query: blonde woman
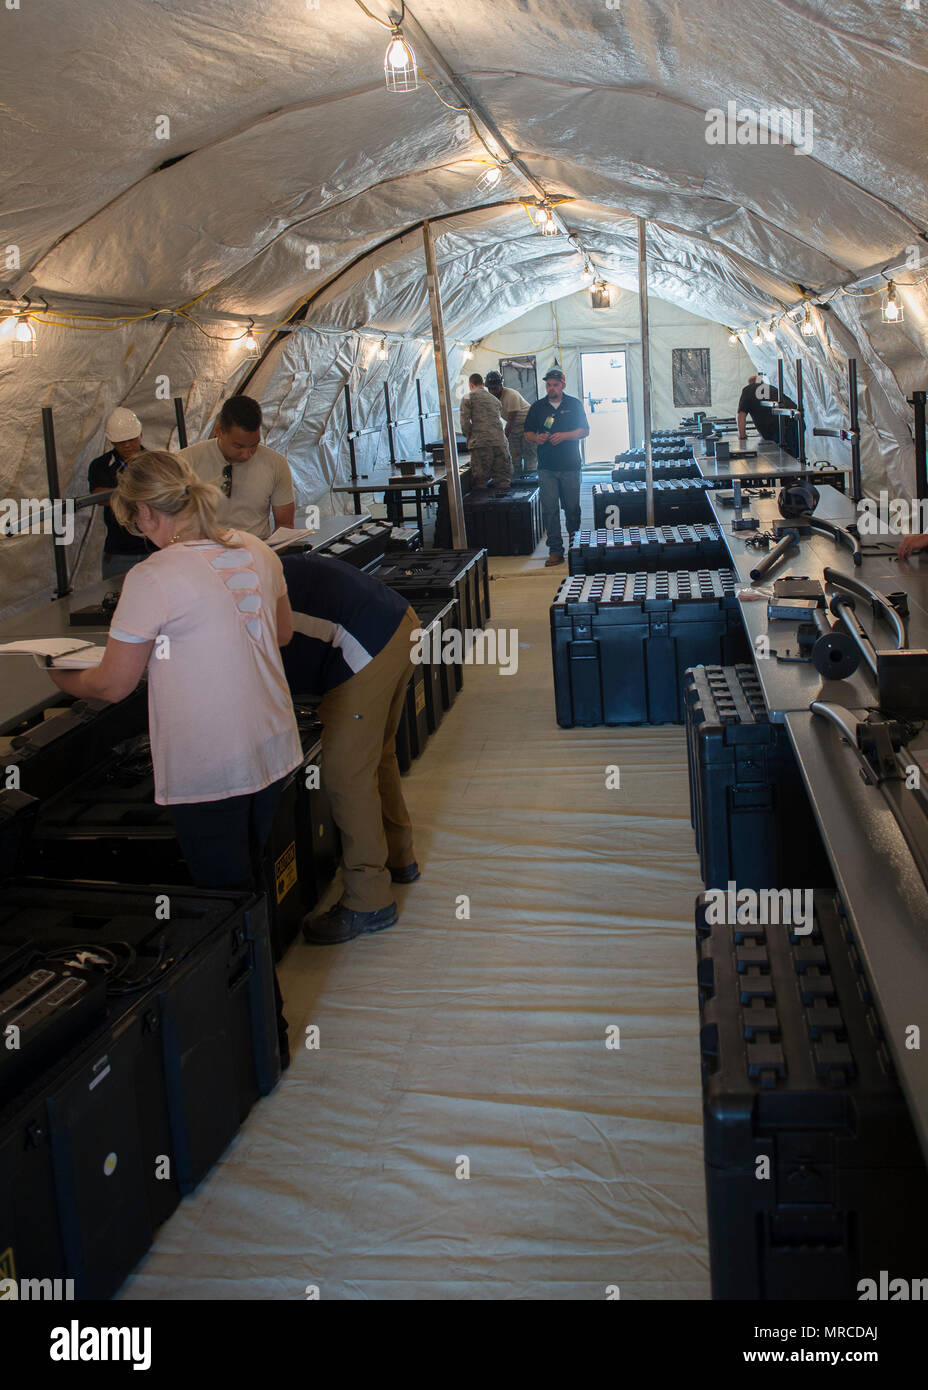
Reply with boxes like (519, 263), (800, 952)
(48, 449), (302, 1061)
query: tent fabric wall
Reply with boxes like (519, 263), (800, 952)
(2, 0), (927, 615)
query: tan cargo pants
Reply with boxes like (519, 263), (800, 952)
(318, 607), (418, 912)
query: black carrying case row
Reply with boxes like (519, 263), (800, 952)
(612, 459), (700, 481)
(697, 889), (928, 1301)
(568, 524), (727, 575)
(593, 479), (717, 528)
(550, 569), (750, 727)
(16, 711), (338, 963)
(684, 664), (831, 891)
(0, 881), (278, 1299)
(371, 548), (490, 632)
(463, 482), (543, 555)
(315, 520), (393, 570)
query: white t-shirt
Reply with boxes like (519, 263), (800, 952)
(499, 387), (530, 423)
(109, 532), (303, 805)
(178, 438), (294, 540)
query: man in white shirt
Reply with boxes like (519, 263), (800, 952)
(178, 394), (295, 540)
(485, 371), (536, 477)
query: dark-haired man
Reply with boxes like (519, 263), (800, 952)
(524, 368), (590, 566)
(178, 394), (295, 539)
(737, 374), (800, 458)
(485, 371), (535, 477)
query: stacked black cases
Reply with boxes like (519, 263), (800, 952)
(684, 665), (831, 891)
(433, 466), (473, 549)
(0, 883), (277, 1298)
(697, 891), (928, 1300)
(569, 525), (727, 575)
(24, 716), (335, 963)
(371, 548), (491, 631)
(406, 596), (460, 733)
(592, 480), (716, 528)
(462, 482), (543, 555)
(550, 570), (749, 727)
(317, 521), (393, 570)
(291, 719), (340, 918)
(394, 659), (430, 776)
(612, 459), (699, 481)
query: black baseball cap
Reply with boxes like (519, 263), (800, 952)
(544, 367), (566, 382)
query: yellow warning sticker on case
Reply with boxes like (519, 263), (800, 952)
(415, 682), (426, 715)
(275, 842), (297, 903)
(0, 1247), (15, 1283)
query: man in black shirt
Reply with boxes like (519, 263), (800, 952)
(88, 408), (153, 578)
(737, 375), (800, 458)
(523, 368), (590, 566)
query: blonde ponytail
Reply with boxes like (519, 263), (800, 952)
(111, 449), (241, 548)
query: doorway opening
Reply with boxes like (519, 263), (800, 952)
(580, 349), (630, 466)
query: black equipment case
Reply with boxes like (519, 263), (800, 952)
(0, 881), (278, 1298)
(463, 481), (543, 555)
(568, 525), (727, 575)
(21, 711), (337, 962)
(697, 889), (928, 1300)
(684, 664), (831, 891)
(551, 570), (749, 727)
(593, 479), (716, 528)
(371, 548), (490, 631)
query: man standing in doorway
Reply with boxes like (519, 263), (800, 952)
(523, 368), (590, 566)
(485, 371), (536, 477)
(459, 374), (511, 491)
(178, 394), (296, 540)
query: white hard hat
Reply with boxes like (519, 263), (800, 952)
(105, 407), (142, 443)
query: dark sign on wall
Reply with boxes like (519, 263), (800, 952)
(499, 356), (539, 403)
(672, 348), (711, 407)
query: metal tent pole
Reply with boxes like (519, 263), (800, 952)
(173, 396), (188, 450)
(637, 218), (655, 527)
(423, 219), (466, 549)
(41, 406), (70, 598)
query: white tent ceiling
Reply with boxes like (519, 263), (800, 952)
(1, 0), (926, 611)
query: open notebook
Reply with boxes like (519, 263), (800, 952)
(0, 638), (107, 669)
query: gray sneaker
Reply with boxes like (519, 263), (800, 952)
(303, 901), (398, 944)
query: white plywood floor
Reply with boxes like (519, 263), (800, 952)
(120, 489), (711, 1301)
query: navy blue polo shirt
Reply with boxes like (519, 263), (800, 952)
(281, 552), (411, 697)
(523, 392), (590, 471)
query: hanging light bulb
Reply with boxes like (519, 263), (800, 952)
(384, 28), (418, 93)
(800, 303), (815, 337)
(728, 329), (739, 344)
(539, 205), (558, 237)
(462, 344), (474, 363)
(377, 338), (389, 361)
(752, 324), (764, 345)
(591, 281), (612, 309)
(882, 281), (903, 323)
(475, 163), (503, 194)
(12, 315), (36, 359)
(244, 322), (259, 357)
(762, 321), (776, 342)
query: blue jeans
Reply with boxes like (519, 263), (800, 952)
(539, 469), (581, 555)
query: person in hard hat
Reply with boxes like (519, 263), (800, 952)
(523, 367), (590, 566)
(485, 371), (536, 477)
(88, 408), (153, 579)
(178, 394), (296, 541)
(459, 374), (511, 491)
